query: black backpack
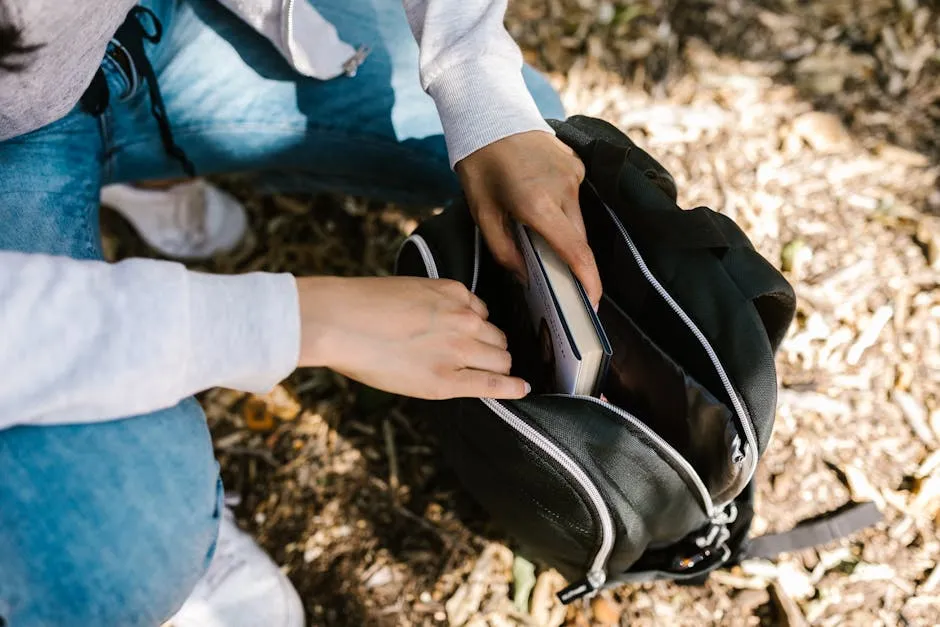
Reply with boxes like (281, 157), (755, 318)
(395, 116), (881, 602)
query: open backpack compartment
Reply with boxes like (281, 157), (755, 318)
(395, 116), (882, 602)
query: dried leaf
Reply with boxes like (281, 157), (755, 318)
(511, 556), (536, 614)
(242, 396), (276, 432)
(590, 595), (622, 625)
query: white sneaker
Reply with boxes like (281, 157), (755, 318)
(166, 510), (305, 627)
(100, 179), (248, 260)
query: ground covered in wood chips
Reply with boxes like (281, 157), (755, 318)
(103, 1), (940, 625)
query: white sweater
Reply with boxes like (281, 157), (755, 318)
(0, 0), (552, 428)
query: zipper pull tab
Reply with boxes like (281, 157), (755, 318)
(556, 569), (606, 604)
(343, 45), (371, 77)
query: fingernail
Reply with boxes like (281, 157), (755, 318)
(523, 381), (532, 395)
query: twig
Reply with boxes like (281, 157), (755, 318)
(369, 476), (461, 550)
(218, 446), (279, 468)
(384, 418), (401, 498)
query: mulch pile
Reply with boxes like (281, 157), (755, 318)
(104, 0), (940, 624)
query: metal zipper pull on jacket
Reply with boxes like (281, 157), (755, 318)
(343, 45), (371, 77)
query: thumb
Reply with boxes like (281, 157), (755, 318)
(479, 211), (527, 284)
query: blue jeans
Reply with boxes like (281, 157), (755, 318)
(0, 1), (563, 625)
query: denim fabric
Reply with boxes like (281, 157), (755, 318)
(0, 0), (564, 624)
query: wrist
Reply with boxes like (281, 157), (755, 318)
(296, 275), (341, 369)
(429, 58), (554, 168)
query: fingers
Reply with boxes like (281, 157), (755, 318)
(534, 210), (603, 309)
(468, 292), (489, 319)
(453, 369), (530, 399)
(476, 320), (508, 349)
(459, 339), (513, 374)
(437, 279), (489, 319)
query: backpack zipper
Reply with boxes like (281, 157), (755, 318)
(471, 226), (481, 293)
(402, 234), (439, 279)
(483, 399), (614, 601)
(587, 181), (759, 497)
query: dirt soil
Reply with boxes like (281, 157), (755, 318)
(103, 0), (940, 625)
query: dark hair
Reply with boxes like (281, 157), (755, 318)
(0, 3), (41, 72)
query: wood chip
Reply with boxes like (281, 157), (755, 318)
(915, 218), (940, 269)
(921, 564), (940, 593)
(846, 306), (894, 365)
(932, 410), (940, 441)
(844, 464), (886, 508)
(711, 570), (770, 590)
(894, 390), (936, 446)
(875, 143), (930, 167)
(791, 111), (853, 153)
(530, 570), (566, 627)
(911, 471), (940, 516)
(776, 561), (815, 600)
(446, 545), (513, 627)
(770, 581), (810, 627)
(917, 450), (940, 478)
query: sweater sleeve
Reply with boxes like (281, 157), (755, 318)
(401, 0), (554, 167)
(218, 0), (553, 169)
(0, 251), (300, 428)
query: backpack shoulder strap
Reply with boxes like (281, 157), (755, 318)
(741, 501), (883, 561)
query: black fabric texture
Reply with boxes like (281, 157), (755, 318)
(508, 395), (711, 576)
(439, 397), (600, 579)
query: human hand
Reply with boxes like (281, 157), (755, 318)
(456, 131), (602, 308)
(295, 276), (530, 400)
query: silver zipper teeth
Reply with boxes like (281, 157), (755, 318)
(590, 182), (759, 491)
(284, 0), (295, 58)
(564, 394), (715, 517)
(470, 227), (481, 293)
(403, 234), (439, 279)
(484, 399), (613, 587)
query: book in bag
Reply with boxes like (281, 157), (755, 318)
(515, 223), (611, 396)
